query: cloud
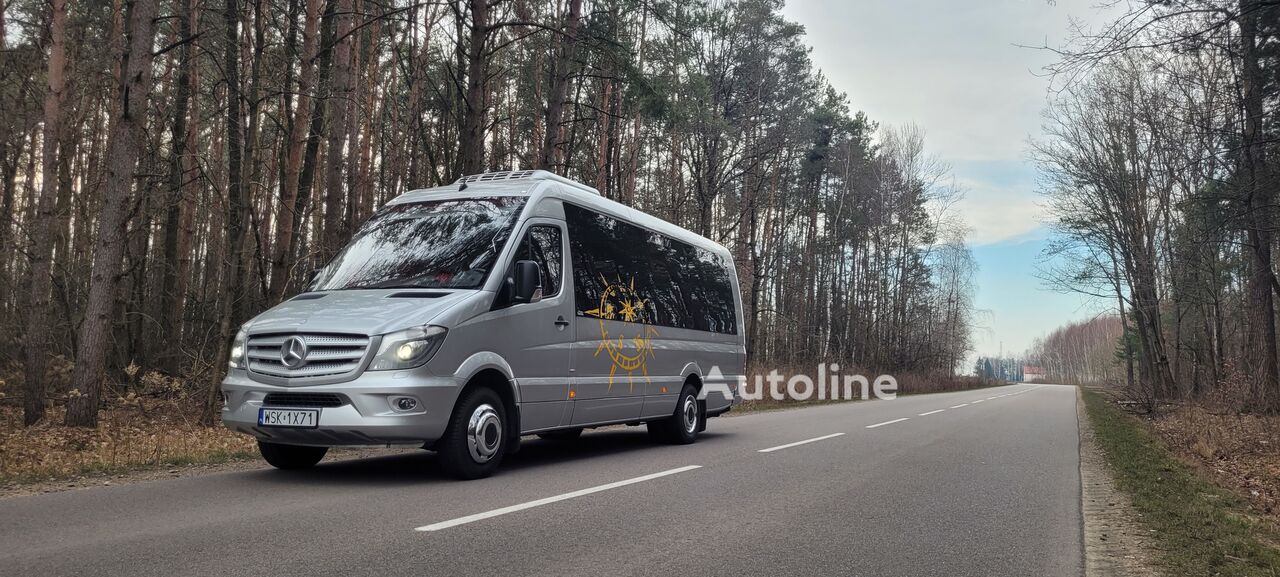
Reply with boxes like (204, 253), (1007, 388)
(946, 159), (1047, 246)
(782, 0), (1114, 163)
(953, 182), (1044, 246)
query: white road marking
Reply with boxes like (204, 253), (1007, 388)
(949, 403), (969, 409)
(414, 465), (703, 532)
(866, 417), (910, 429)
(757, 432), (846, 453)
(918, 409), (945, 416)
(972, 399), (985, 403)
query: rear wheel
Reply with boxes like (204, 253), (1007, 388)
(537, 427), (583, 441)
(257, 441), (327, 469)
(647, 384), (700, 445)
(437, 387), (507, 480)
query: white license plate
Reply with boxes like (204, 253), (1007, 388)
(258, 408), (319, 428)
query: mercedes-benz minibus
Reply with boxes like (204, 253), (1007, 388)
(221, 170), (745, 479)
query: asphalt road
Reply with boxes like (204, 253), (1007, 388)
(0, 383), (1082, 577)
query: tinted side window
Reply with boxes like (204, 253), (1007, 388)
(565, 206), (660, 325)
(521, 225), (562, 297)
(669, 239), (738, 334)
(565, 204), (737, 334)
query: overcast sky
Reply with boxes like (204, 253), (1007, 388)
(779, 0), (1116, 360)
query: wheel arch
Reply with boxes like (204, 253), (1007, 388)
(679, 362), (704, 393)
(452, 353), (521, 446)
(679, 368), (708, 433)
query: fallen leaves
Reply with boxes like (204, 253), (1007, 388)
(1150, 406), (1280, 518)
(0, 404), (255, 486)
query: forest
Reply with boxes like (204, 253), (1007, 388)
(0, 0), (977, 428)
(1026, 0), (1280, 412)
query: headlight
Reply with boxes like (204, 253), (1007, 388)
(228, 327), (249, 369)
(369, 326), (447, 371)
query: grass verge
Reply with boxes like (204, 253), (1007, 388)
(1082, 388), (1280, 576)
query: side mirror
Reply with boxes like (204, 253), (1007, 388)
(512, 260), (542, 304)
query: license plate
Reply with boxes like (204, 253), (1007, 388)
(258, 408), (319, 428)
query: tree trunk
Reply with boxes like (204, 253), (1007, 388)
(1130, 251), (1174, 408)
(294, 0), (335, 269)
(1238, 0), (1278, 410)
(65, 0), (160, 427)
(538, 0), (581, 171)
(209, 0), (248, 425)
(458, 0), (488, 176)
(23, 0), (68, 427)
(0, 140), (20, 321)
(159, 0), (197, 374)
(268, 0), (323, 303)
(174, 0), (202, 355)
(322, 0), (353, 261)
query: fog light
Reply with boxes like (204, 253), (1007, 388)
(392, 396), (418, 412)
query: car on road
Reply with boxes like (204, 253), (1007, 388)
(221, 170), (745, 479)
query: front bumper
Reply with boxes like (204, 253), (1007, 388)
(221, 369), (463, 447)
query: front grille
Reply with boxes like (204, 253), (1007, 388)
(263, 392), (348, 408)
(246, 333), (370, 380)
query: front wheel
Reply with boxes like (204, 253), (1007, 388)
(647, 384), (700, 445)
(258, 441), (327, 469)
(437, 387), (508, 480)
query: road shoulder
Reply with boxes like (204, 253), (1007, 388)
(0, 446), (415, 499)
(1077, 386), (1163, 577)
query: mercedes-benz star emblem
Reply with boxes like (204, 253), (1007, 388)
(280, 336), (308, 368)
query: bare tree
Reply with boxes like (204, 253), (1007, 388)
(22, 0), (68, 426)
(1035, 0), (1279, 410)
(269, 0), (323, 303)
(65, 0), (160, 427)
(537, 0), (581, 171)
(320, 0), (354, 262)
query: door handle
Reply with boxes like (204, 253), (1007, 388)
(554, 316), (570, 327)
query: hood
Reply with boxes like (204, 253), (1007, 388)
(245, 289), (475, 336)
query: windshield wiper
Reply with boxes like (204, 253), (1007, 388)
(348, 279), (438, 290)
(359, 285), (437, 290)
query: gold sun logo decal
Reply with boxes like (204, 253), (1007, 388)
(583, 275), (658, 391)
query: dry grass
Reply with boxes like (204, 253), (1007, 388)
(0, 405), (256, 485)
(1150, 405), (1280, 518)
(0, 366), (257, 486)
(893, 371), (1000, 395)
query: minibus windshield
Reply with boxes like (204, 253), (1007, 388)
(309, 196), (527, 291)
